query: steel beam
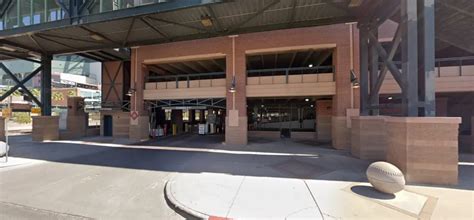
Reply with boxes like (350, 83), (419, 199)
(41, 55), (52, 116)
(418, 0), (436, 116)
(370, 25), (402, 100)
(359, 23), (369, 116)
(368, 25), (379, 115)
(400, 0), (418, 116)
(0, 66), (42, 103)
(0, 63), (42, 106)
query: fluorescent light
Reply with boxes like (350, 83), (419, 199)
(28, 51), (41, 58)
(388, 96), (393, 100)
(305, 98), (310, 102)
(310, 104), (314, 108)
(308, 64), (313, 68)
(0, 45), (16, 52)
(90, 34), (104, 41)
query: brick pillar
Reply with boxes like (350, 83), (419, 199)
(436, 97), (448, 116)
(386, 117), (461, 185)
(332, 39), (353, 150)
(225, 36), (247, 146)
(66, 96), (87, 138)
(129, 48), (149, 141)
(316, 100), (332, 141)
(32, 116), (59, 141)
(0, 117), (5, 142)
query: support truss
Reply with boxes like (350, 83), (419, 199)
(357, 0), (436, 117)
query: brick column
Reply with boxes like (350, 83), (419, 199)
(0, 117), (5, 142)
(65, 96), (87, 139)
(316, 100), (332, 141)
(332, 40), (353, 150)
(129, 48), (149, 141)
(351, 116), (387, 160)
(386, 117), (461, 185)
(435, 97), (448, 116)
(32, 116), (59, 141)
(225, 36), (247, 146)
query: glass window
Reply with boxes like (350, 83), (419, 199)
(165, 109), (171, 120)
(183, 110), (189, 121)
(20, 0), (32, 27)
(195, 111), (200, 121)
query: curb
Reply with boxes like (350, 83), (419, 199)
(164, 179), (232, 220)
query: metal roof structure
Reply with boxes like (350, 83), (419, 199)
(0, 0), (470, 62)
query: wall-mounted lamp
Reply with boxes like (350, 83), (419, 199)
(200, 15), (213, 27)
(126, 88), (136, 96)
(229, 76), (237, 93)
(350, 69), (360, 88)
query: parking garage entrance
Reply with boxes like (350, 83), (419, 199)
(143, 57), (227, 141)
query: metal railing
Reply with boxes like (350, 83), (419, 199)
(146, 71), (226, 89)
(246, 66), (334, 84)
(382, 56), (474, 77)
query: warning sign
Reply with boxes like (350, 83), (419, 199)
(2, 108), (12, 118)
(130, 111), (139, 125)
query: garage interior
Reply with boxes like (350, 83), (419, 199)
(145, 58), (227, 138)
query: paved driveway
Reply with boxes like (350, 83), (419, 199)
(1, 134), (473, 219)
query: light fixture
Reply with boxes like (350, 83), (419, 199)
(0, 45), (16, 52)
(305, 98), (309, 102)
(308, 64), (313, 68)
(229, 75), (237, 93)
(388, 96), (393, 100)
(261, 104), (264, 107)
(200, 15), (213, 27)
(350, 69), (360, 88)
(126, 88), (136, 96)
(90, 34), (104, 41)
(310, 104), (314, 108)
(28, 51), (41, 58)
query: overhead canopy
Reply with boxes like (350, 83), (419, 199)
(0, 0), (472, 62)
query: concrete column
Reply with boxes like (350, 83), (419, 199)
(129, 48), (149, 141)
(332, 41), (353, 150)
(0, 117), (5, 142)
(316, 100), (332, 141)
(32, 116), (59, 141)
(386, 117), (461, 185)
(225, 36), (247, 146)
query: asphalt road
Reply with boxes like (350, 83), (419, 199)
(0, 134), (221, 220)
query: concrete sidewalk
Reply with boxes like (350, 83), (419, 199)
(165, 172), (474, 219)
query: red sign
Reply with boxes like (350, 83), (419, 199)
(130, 111), (139, 120)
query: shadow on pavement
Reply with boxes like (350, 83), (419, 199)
(4, 134), (474, 191)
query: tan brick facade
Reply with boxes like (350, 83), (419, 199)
(385, 117), (461, 185)
(130, 24), (357, 146)
(32, 116), (59, 141)
(351, 116), (387, 160)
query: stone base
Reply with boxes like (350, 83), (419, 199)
(225, 116), (247, 146)
(129, 116), (149, 141)
(351, 116), (387, 160)
(316, 115), (332, 141)
(386, 117), (461, 185)
(0, 117), (5, 142)
(66, 115), (87, 139)
(32, 116), (59, 141)
(332, 116), (350, 150)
